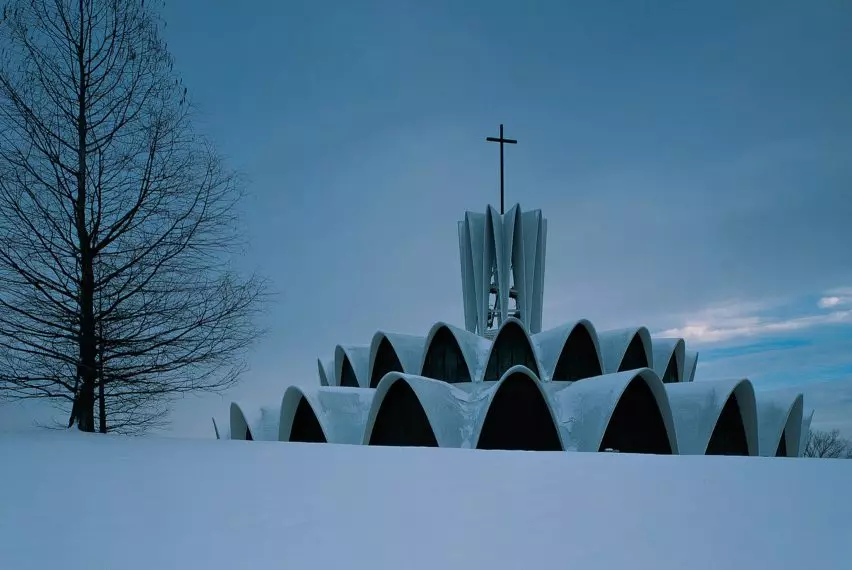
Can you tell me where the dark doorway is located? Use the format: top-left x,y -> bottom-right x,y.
421,327 -> 471,382
484,322 -> 540,381
599,377 -> 672,454
370,338 -> 404,388
368,381 -> 438,447
477,373 -> 562,451
661,354 -> 679,383
289,397 -> 327,443
618,333 -> 649,372
705,394 -> 749,455
775,429 -> 788,457
340,356 -> 359,387
552,325 -> 602,381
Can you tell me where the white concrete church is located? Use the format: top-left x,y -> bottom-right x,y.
228,202 -> 810,457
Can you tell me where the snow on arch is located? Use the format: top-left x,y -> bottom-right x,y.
545,369 -> 678,454
361,372 -> 472,448
367,332 -> 426,388
471,365 -> 565,451
598,327 -> 654,374
665,379 -> 759,456
229,402 -> 279,441
420,321 -> 490,382
651,338 -> 685,384
481,317 -> 542,382
755,391 -> 805,457
279,385 -> 374,444
684,350 -> 699,382
334,345 -> 370,388
531,319 -> 603,382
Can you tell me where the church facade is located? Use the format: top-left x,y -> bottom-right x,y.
229,203 -> 810,457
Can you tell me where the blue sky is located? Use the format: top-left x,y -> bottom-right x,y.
3,0 -> 852,438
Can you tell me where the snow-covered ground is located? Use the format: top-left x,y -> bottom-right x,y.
1,432 -> 850,570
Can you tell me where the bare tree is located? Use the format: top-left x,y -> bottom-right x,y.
0,0 -> 265,433
804,429 -> 852,459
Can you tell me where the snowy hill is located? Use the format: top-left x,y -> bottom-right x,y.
1,432 -> 850,570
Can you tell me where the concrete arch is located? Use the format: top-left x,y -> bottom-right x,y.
799,409 -> 814,457
472,365 -> 564,451
756,391 -> 805,457
229,402 -> 279,441
420,325 -> 473,382
367,332 -> 426,388
278,386 -> 330,443
546,369 -> 678,454
683,350 -> 699,382
532,320 -> 603,382
362,373 -> 472,448
317,359 -> 332,387
598,327 -> 653,374
652,338 -> 685,384
665,379 -> 759,456
334,345 -> 370,388
482,317 -> 542,381
421,321 -> 490,382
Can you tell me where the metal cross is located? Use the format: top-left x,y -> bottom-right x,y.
486,124 -> 517,215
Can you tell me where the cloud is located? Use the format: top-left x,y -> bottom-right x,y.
658,289 -> 852,345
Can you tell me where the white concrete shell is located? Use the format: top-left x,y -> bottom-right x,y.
665,379 -> 759,456
470,365 -> 565,450
361,372 -> 481,448
598,327 -> 654,374
799,409 -> 814,455
367,332 -> 427,387
279,385 -> 374,444
755,391 -> 805,457
531,319 -> 603,382
420,321 -> 491,381
479,317 -> 543,381
334,345 -> 371,388
317,359 -> 333,387
229,402 -> 280,441
651,338 -> 686,383
544,369 -> 679,454
458,204 -> 547,336
683,350 -> 699,382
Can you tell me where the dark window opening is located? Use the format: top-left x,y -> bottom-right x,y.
552,325 -> 602,381
368,381 -> 438,447
599,378 -> 672,454
245,426 -> 253,441
775,429 -> 788,457
289,397 -> 327,443
484,323 -> 539,381
661,354 -> 679,384
477,374 -> 562,451
618,334 -> 649,372
705,394 -> 749,456
340,356 -> 359,387
421,327 -> 471,383
370,338 -> 404,388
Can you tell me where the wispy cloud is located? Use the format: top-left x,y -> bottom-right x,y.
658,288 -> 852,345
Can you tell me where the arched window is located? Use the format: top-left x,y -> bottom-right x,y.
368,381 -> 438,447
289,397 -> 327,443
421,327 -> 471,382
599,378 -> 672,454
775,429 -> 788,457
705,395 -> 749,456
340,356 -> 359,387
370,338 -> 404,387
476,373 -> 562,451
661,354 -> 679,383
618,334 -> 649,372
552,325 -> 602,381
484,322 -> 539,381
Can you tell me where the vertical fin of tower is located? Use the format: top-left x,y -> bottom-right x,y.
458,204 -> 546,337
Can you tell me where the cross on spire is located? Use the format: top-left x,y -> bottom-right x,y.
486,124 -> 517,215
